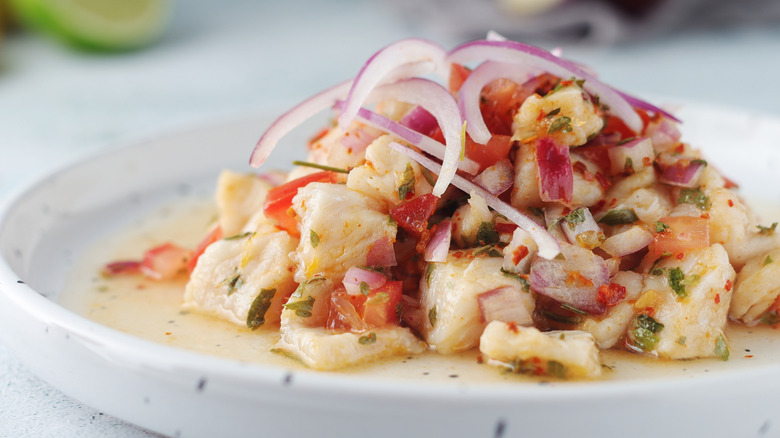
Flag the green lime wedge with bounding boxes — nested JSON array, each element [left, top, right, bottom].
[[9, 0, 173, 51]]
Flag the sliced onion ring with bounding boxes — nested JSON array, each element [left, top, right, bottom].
[[388, 141, 560, 260], [457, 61, 536, 144], [366, 236, 397, 267], [448, 40, 643, 134], [338, 38, 448, 130], [477, 286, 533, 325], [250, 80, 352, 168], [424, 219, 452, 263]]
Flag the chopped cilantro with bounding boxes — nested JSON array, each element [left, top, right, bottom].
[[757, 222, 778, 235], [545, 108, 561, 118], [547, 360, 567, 379], [624, 157, 634, 174], [677, 187, 711, 210], [310, 230, 320, 248], [224, 272, 243, 296], [500, 268, 531, 292], [473, 245, 503, 258], [428, 305, 438, 328], [366, 292, 389, 305], [563, 208, 586, 227], [541, 310, 582, 326], [291, 160, 349, 174], [632, 314, 664, 351], [617, 137, 635, 145], [358, 332, 377, 345], [397, 163, 416, 200], [425, 263, 435, 287], [676, 336, 687, 346], [548, 116, 573, 134], [246, 288, 276, 329], [420, 166, 437, 186], [714, 335, 729, 361], [668, 267, 687, 298], [655, 221, 670, 233], [691, 159, 708, 167], [224, 231, 253, 241], [760, 310, 780, 326], [561, 303, 588, 315], [359, 281, 370, 296], [765, 255, 774, 266], [475, 221, 499, 246], [284, 296, 315, 318], [598, 209, 639, 226]]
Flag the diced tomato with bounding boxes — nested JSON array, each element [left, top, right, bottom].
[[140, 242, 191, 280], [362, 281, 403, 327], [187, 225, 223, 274], [263, 171, 340, 236], [449, 63, 471, 94], [602, 115, 637, 140], [327, 287, 368, 332], [465, 134, 513, 171], [480, 78, 528, 136], [651, 216, 709, 257], [597, 283, 627, 307], [389, 193, 439, 237], [574, 144, 613, 174]]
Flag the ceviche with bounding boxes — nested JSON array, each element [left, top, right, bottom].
[[105, 35, 780, 379]]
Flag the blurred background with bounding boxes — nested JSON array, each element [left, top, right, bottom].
[[0, 0, 778, 436]]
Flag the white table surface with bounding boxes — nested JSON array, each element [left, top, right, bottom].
[[1, 1, 778, 436]]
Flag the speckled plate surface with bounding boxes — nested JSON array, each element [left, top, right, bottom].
[[1, 104, 780, 438]]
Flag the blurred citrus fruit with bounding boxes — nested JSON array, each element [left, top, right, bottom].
[[9, 0, 173, 51]]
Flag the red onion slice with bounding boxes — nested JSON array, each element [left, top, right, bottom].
[[388, 141, 561, 260], [332, 99, 480, 175], [646, 117, 682, 151], [342, 266, 387, 295], [366, 236, 397, 267], [358, 78, 465, 196], [338, 38, 448, 130], [478, 286, 533, 325], [657, 155, 707, 188], [615, 90, 681, 123], [424, 219, 452, 262], [399, 105, 439, 136], [536, 137, 573, 204], [448, 40, 643, 134], [339, 127, 380, 154], [250, 80, 352, 168], [607, 137, 654, 175], [472, 158, 514, 195], [457, 61, 536, 144], [529, 242, 609, 314]]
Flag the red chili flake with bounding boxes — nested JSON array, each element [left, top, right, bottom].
[[745, 355, 754, 358], [165, 332, 172, 336], [512, 245, 530, 265], [674, 143, 685, 154], [728, 199, 734, 207], [715, 294, 721, 304], [476, 355, 484, 364], [642, 156, 653, 167], [676, 252, 685, 260], [566, 271, 594, 287], [531, 356, 542, 364], [507, 321, 519, 334], [597, 283, 628, 307], [595, 172, 611, 190], [308, 127, 330, 146], [700, 213, 710, 219], [725, 279, 733, 292], [644, 307, 655, 317]]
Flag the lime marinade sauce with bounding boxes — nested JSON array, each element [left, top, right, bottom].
[[58, 195, 780, 383]]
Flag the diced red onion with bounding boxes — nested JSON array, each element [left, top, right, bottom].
[[657, 155, 706, 188], [387, 141, 561, 260], [472, 158, 514, 195], [477, 286, 533, 325], [447, 40, 643, 134], [615, 91, 681, 123], [600, 225, 654, 258], [103, 260, 141, 276], [339, 127, 379, 153], [342, 266, 387, 295], [560, 208, 603, 248], [351, 78, 465, 196], [646, 117, 682, 151], [457, 61, 536, 144], [529, 242, 610, 314], [399, 105, 439, 136], [607, 137, 654, 175], [536, 137, 573, 204], [338, 38, 448, 130], [250, 80, 352, 168], [424, 219, 452, 262], [333, 99, 479, 175], [366, 236, 397, 267]]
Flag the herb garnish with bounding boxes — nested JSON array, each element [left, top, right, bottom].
[[655, 221, 670, 233], [757, 222, 778, 235], [246, 288, 276, 329], [765, 255, 774, 266], [760, 310, 780, 326], [668, 267, 687, 298], [714, 335, 729, 361], [473, 245, 503, 258], [359, 332, 377, 345], [563, 208, 585, 227], [359, 281, 370, 296], [598, 209, 639, 226], [398, 163, 416, 200], [677, 187, 711, 210], [548, 116, 573, 134], [224, 231, 253, 241], [224, 271, 243, 296], [428, 305, 438, 328], [547, 360, 568, 379], [291, 160, 349, 174], [310, 230, 320, 248], [475, 221, 500, 246], [632, 313, 664, 351], [284, 296, 315, 318], [500, 268, 531, 292]]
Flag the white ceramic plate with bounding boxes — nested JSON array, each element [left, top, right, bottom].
[[2, 104, 780, 438]]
